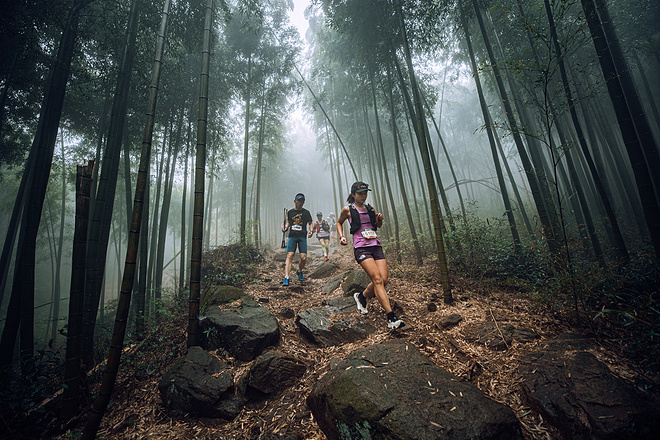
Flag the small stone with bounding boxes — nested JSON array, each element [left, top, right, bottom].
[[280, 308, 295, 319], [440, 313, 462, 328], [427, 303, 437, 312]]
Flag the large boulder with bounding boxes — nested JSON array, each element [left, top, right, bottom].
[[158, 347, 243, 419], [341, 270, 371, 296], [308, 261, 339, 279], [247, 351, 307, 397], [296, 301, 375, 347], [201, 297, 280, 361], [518, 333, 660, 439], [307, 340, 521, 440]]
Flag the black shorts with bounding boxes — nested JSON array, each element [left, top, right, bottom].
[[354, 246, 385, 264]]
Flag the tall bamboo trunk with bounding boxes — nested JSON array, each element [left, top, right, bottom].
[[0, 0, 89, 372], [187, 0, 214, 348], [581, 0, 660, 258], [81, 0, 140, 366], [386, 65, 422, 264], [395, 0, 451, 302], [240, 55, 252, 245], [471, 0, 561, 260], [82, 0, 171, 436], [463, 20, 520, 250], [62, 160, 94, 421]]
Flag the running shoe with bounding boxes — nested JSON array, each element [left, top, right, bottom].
[[387, 314, 403, 329], [282, 277, 289, 286], [354, 292, 368, 314], [297, 270, 304, 281], [324, 256, 329, 261]]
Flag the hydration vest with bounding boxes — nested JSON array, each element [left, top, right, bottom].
[[349, 204, 378, 235]]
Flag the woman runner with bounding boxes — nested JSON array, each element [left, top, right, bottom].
[[336, 181, 403, 329]]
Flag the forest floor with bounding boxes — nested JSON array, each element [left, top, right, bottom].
[[30, 243, 654, 440]]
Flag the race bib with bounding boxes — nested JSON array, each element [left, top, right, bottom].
[[291, 224, 303, 231], [361, 228, 377, 239]]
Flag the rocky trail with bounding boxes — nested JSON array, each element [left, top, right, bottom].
[[49, 242, 659, 440]]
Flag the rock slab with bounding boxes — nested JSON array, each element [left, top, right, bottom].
[[322, 271, 349, 294], [201, 297, 280, 361], [307, 340, 521, 440], [158, 347, 242, 419], [341, 270, 372, 296], [247, 351, 307, 396], [308, 261, 339, 279], [296, 303, 375, 347], [518, 333, 660, 439]]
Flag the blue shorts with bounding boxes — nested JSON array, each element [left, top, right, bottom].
[[287, 236, 308, 254]]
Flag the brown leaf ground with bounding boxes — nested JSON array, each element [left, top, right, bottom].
[[49, 243, 648, 440]]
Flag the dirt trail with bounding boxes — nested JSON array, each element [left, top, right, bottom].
[[57, 243, 637, 440]]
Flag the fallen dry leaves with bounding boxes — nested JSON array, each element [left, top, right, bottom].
[[51, 244, 641, 440]]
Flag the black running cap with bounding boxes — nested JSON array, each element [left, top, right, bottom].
[[295, 193, 305, 200], [351, 182, 371, 193]]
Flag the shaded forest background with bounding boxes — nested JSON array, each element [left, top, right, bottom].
[[0, 0, 658, 437]]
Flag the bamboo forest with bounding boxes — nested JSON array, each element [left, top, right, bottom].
[[1, 0, 659, 438]]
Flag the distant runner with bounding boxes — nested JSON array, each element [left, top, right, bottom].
[[314, 212, 331, 261], [327, 212, 337, 243], [282, 193, 313, 286], [336, 181, 403, 329]]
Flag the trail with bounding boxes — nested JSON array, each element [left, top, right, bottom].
[[52, 242, 639, 440]]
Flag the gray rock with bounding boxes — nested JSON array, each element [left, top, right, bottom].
[[519, 335, 660, 439], [203, 285, 246, 309], [323, 296, 357, 313], [307, 340, 521, 440], [341, 270, 371, 296], [322, 271, 349, 294], [158, 347, 243, 419], [440, 313, 462, 328], [296, 305, 375, 347], [279, 307, 295, 319], [462, 322, 538, 350], [247, 351, 307, 397], [201, 297, 280, 361], [273, 252, 300, 263], [308, 261, 339, 279]]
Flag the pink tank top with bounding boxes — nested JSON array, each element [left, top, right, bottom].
[[350, 207, 381, 248]]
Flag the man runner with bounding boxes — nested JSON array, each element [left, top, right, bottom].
[[282, 193, 313, 286]]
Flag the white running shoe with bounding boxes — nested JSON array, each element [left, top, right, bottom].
[[353, 292, 368, 314], [387, 316, 403, 329]]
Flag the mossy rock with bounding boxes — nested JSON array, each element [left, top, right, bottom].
[[202, 285, 248, 312]]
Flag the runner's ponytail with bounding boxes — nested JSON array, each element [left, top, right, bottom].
[[347, 193, 355, 203]]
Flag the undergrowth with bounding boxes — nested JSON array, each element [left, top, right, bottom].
[[201, 243, 263, 287], [440, 209, 659, 375]]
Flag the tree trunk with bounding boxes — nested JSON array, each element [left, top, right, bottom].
[[582, 0, 660, 258], [82, 0, 171, 436], [62, 160, 94, 422], [81, 0, 140, 367], [471, 0, 561, 260], [463, 19, 521, 250], [187, 0, 213, 348], [0, 0, 90, 372], [50, 134, 67, 343], [395, 0, 451, 302], [386, 65, 422, 264]]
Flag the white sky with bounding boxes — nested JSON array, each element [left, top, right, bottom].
[[288, 0, 310, 38]]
